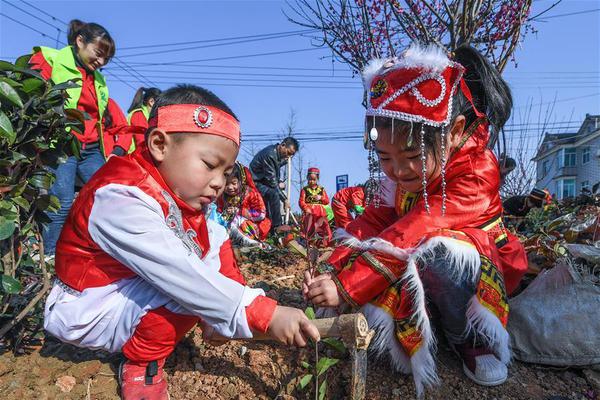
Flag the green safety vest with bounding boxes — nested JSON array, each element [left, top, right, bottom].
[[126, 104, 149, 124], [126, 105, 149, 153], [35, 46, 110, 157]]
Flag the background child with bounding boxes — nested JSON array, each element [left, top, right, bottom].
[[44, 85, 319, 400], [303, 44, 527, 396], [299, 167, 332, 246], [218, 162, 272, 248], [331, 184, 366, 229], [127, 87, 162, 150], [30, 19, 115, 255]]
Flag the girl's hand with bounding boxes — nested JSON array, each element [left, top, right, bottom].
[[306, 273, 341, 307], [315, 195, 322, 201], [267, 306, 320, 347]]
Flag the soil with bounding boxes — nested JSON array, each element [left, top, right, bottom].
[[0, 249, 597, 400]]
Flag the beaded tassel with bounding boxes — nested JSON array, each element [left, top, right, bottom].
[[407, 121, 414, 148], [420, 124, 430, 214], [391, 117, 395, 144], [366, 139, 381, 207], [440, 125, 447, 215]]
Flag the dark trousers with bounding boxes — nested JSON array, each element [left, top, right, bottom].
[[421, 250, 478, 344], [256, 183, 283, 231]]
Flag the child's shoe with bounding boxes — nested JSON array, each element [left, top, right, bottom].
[[119, 359, 169, 400], [456, 343, 508, 386]]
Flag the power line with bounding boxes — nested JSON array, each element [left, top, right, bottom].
[[118, 32, 319, 58], [537, 8, 600, 20], [4, 1, 63, 31], [19, 0, 68, 25], [118, 29, 317, 50], [123, 48, 327, 66]]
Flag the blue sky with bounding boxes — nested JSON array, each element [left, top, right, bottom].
[[1, 0, 599, 207]]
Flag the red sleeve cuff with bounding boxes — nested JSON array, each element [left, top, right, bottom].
[[245, 295, 277, 334]]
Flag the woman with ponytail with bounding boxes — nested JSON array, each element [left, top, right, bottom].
[[303, 44, 527, 396], [29, 19, 116, 255], [127, 87, 161, 149]]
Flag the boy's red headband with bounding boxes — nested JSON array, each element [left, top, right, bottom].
[[148, 104, 240, 145]]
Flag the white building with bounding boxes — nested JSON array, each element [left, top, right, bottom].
[[533, 114, 600, 199]]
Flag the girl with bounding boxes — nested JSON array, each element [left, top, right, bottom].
[[127, 87, 162, 149], [218, 162, 272, 248], [303, 44, 527, 396], [30, 19, 116, 255], [299, 167, 332, 247]]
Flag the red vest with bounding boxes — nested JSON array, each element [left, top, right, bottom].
[[55, 147, 242, 291]]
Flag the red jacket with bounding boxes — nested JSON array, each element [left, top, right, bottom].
[[329, 131, 527, 306], [103, 99, 135, 155], [332, 186, 365, 229]]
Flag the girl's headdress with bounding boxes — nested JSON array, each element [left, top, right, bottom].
[[362, 43, 483, 214], [307, 167, 320, 177]]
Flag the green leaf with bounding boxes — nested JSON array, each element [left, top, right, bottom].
[[0, 216, 16, 240], [22, 78, 45, 93], [0, 60, 16, 71], [29, 171, 54, 189], [297, 374, 313, 390], [51, 81, 81, 91], [322, 338, 346, 354], [305, 306, 316, 320], [1, 275, 22, 294], [0, 77, 23, 88], [301, 361, 311, 369], [47, 195, 61, 213], [316, 357, 339, 376], [318, 378, 327, 400], [0, 81, 24, 108], [14, 54, 31, 69], [0, 110, 15, 144], [12, 196, 30, 211]]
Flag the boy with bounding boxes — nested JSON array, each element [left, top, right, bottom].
[[44, 85, 319, 400]]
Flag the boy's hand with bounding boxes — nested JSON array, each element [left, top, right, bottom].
[[306, 273, 341, 307], [267, 306, 320, 346]]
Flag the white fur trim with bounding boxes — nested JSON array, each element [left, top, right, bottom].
[[360, 303, 411, 373], [362, 58, 389, 91], [466, 295, 511, 365], [334, 228, 412, 261], [398, 43, 450, 72], [410, 236, 481, 284], [361, 43, 449, 91]]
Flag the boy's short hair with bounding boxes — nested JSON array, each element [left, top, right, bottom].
[[145, 84, 238, 141], [281, 136, 300, 152]]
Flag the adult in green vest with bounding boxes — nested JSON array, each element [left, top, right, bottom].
[[29, 19, 116, 256], [126, 87, 161, 151]]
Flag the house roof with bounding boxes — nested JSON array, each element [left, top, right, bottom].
[[533, 114, 600, 161]]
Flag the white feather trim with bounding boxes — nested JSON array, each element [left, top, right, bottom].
[[466, 295, 511, 365], [334, 228, 412, 261], [410, 342, 440, 397], [360, 303, 411, 373], [410, 236, 481, 284], [399, 43, 450, 72], [361, 43, 450, 91], [362, 58, 389, 91]]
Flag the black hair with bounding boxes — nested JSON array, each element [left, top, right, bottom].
[[67, 19, 116, 62], [367, 44, 512, 163], [281, 136, 300, 152], [127, 87, 162, 113], [146, 84, 238, 141]]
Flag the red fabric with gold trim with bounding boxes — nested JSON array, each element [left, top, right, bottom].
[[148, 104, 240, 145]]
